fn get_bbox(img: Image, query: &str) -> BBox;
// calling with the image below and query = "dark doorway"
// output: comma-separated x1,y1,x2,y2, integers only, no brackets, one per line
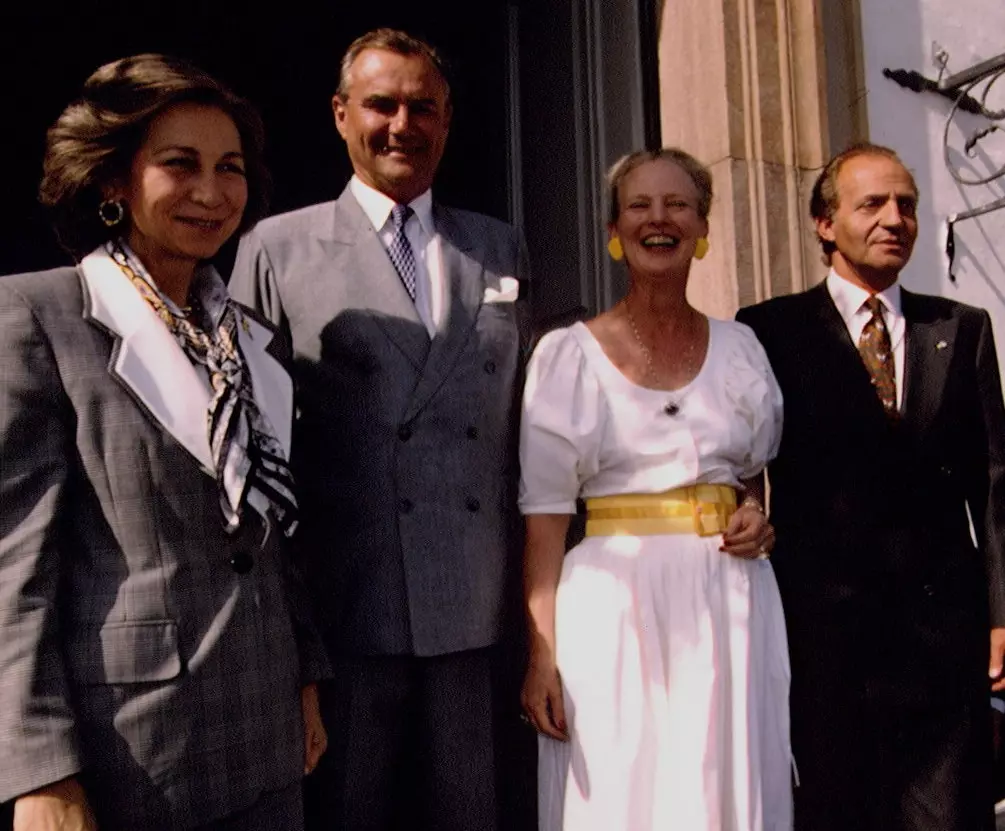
0,0,514,276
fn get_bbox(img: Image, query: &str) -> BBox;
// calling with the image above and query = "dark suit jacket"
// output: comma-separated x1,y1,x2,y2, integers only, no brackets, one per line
230,186,529,657
0,252,328,829
738,282,1005,704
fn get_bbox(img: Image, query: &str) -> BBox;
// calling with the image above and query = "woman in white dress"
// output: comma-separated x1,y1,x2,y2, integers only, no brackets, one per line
519,148,792,831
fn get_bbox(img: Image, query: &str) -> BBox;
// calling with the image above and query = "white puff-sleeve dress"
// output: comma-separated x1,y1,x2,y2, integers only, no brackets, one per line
519,319,792,831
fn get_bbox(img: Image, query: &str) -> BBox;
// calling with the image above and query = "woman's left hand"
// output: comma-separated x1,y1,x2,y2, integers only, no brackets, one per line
301,683,328,775
720,502,775,559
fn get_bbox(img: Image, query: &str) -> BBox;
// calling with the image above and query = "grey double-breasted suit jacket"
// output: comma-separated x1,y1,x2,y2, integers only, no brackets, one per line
0,251,328,829
230,186,529,657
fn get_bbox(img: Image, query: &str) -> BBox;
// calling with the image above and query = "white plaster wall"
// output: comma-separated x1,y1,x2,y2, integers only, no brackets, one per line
859,0,1005,374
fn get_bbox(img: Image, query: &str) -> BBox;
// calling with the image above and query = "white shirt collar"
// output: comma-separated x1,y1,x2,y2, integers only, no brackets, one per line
826,268,902,327
349,175,434,235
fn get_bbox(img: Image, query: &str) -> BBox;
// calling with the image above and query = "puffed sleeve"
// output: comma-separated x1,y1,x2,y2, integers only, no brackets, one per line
518,327,605,514
724,322,784,480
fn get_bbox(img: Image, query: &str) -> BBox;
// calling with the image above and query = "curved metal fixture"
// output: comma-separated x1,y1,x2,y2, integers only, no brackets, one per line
884,50,1005,282
936,53,1005,281
941,59,1004,187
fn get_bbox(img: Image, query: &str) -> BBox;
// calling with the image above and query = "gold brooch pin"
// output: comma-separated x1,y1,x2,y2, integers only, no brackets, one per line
240,315,251,335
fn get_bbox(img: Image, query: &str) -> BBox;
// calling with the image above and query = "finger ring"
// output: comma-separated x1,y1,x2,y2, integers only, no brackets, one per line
756,546,770,560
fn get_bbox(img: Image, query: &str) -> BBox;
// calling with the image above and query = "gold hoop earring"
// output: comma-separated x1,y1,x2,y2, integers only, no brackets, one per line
607,237,624,261
694,237,709,260
98,199,125,228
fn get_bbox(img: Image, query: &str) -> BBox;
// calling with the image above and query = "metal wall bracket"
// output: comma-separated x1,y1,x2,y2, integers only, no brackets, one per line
939,53,1005,92
882,68,985,114
884,48,1005,284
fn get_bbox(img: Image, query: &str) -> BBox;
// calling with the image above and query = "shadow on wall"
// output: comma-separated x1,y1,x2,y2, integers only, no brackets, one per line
863,0,1005,322
945,145,1005,307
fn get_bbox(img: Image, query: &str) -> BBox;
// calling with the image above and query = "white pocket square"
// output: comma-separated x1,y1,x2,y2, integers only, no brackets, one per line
483,277,520,304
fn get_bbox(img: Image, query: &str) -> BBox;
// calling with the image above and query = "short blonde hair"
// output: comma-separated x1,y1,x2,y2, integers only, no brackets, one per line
607,148,713,224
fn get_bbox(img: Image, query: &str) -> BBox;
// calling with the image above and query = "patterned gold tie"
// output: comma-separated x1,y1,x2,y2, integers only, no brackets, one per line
858,296,897,414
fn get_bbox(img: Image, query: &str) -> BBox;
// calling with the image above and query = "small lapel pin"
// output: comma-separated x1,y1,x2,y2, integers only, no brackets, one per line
240,315,251,335
935,340,948,350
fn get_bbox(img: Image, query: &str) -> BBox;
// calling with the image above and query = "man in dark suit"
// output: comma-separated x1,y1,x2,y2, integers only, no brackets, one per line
230,28,529,831
737,143,1005,830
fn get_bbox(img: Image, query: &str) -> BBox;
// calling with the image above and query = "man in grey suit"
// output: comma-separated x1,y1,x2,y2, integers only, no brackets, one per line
230,28,529,831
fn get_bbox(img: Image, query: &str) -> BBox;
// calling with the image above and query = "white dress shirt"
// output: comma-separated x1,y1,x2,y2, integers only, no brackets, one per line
350,175,444,336
826,269,906,410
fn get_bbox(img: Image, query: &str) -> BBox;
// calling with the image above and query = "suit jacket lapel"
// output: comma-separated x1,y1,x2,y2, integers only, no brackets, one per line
901,288,956,429
327,189,429,370
402,206,484,422
79,249,215,473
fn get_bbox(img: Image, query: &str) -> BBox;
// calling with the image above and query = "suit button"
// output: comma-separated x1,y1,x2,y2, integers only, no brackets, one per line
230,551,254,574
399,498,414,514
923,583,935,597
484,360,496,375
466,497,480,512
939,465,952,477
466,426,479,440
398,425,412,441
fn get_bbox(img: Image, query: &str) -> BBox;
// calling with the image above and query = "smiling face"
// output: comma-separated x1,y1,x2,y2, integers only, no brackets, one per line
115,102,248,275
816,153,918,291
332,47,451,205
610,158,708,276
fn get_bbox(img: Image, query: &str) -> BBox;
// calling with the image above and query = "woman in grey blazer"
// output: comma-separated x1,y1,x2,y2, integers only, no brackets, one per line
0,55,328,830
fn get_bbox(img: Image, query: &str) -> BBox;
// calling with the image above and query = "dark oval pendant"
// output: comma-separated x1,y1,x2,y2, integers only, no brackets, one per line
664,402,680,416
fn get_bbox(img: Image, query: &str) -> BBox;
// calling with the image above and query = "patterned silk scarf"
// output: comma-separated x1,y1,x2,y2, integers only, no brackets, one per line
107,240,299,537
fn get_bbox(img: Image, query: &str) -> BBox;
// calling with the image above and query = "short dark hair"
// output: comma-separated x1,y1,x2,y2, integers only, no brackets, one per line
809,142,918,262
39,53,269,257
336,28,451,102
607,148,713,224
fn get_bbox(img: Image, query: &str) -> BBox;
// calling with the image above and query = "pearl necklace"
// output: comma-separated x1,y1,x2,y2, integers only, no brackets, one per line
623,301,701,416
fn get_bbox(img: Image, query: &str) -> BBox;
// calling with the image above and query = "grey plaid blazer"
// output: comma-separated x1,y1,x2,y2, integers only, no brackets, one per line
230,186,529,656
0,251,328,829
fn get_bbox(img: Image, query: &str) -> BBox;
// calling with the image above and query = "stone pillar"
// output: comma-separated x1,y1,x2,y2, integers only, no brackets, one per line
658,0,868,315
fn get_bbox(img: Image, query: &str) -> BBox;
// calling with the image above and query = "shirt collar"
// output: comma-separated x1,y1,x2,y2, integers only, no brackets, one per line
349,175,434,235
826,268,902,326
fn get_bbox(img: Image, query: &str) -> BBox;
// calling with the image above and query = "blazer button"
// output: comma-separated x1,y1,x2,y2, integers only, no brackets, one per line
484,360,497,375
466,426,479,440
923,583,935,597
399,498,414,514
466,497,481,512
398,425,412,441
230,551,254,574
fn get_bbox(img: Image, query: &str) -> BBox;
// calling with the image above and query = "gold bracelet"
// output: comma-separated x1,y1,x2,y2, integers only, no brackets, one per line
740,496,764,514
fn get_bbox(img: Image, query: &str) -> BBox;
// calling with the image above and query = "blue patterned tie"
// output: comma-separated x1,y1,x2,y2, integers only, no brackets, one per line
387,204,417,300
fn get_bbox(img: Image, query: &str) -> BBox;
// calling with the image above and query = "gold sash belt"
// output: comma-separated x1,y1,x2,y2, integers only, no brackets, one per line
585,484,737,538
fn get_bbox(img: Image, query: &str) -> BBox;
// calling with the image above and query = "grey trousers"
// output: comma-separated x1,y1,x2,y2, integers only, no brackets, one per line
306,649,497,831
203,782,304,831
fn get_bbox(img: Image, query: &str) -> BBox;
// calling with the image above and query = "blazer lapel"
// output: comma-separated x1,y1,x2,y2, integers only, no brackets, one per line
402,206,484,422
901,288,956,429
236,312,294,458
327,189,430,370
79,249,215,473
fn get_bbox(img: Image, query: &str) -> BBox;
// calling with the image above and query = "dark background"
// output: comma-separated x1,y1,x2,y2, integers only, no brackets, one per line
0,0,513,276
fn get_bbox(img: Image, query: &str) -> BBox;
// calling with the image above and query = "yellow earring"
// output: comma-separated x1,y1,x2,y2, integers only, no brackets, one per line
694,237,709,260
607,236,624,261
